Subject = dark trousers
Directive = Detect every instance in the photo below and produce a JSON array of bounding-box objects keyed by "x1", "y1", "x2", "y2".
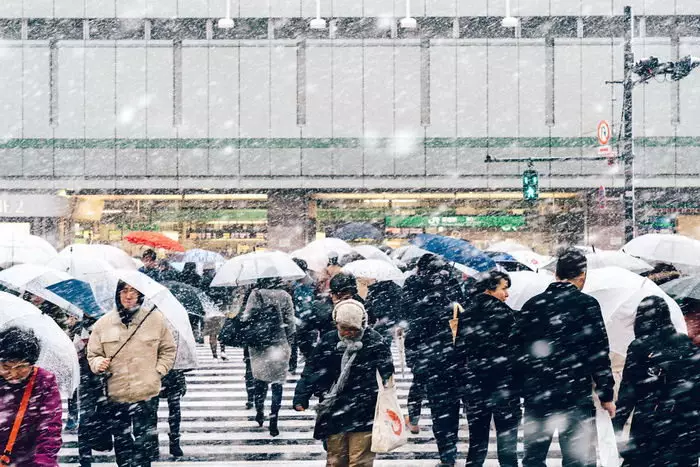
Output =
[
  {"x1": 426, "y1": 376, "x2": 461, "y2": 465},
  {"x1": 110, "y1": 398, "x2": 159, "y2": 467},
  {"x1": 522, "y1": 404, "x2": 596, "y2": 467},
  {"x1": 166, "y1": 394, "x2": 181, "y2": 437},
  {"x1": 407, "y1": 370, "x2": 427, "y2": 423},
  {"x1": 465, "y1": 395, "x2": 521, "y2": 467},
  {"x1": 253, "y1": 379, "x2": 283, "y2": 417},
  {"x1": 243, "y1": 347, "x2": 255, "y2": 403},
  {"x1": 68, "y1": 389, "x2": 79, "y2": 421}
]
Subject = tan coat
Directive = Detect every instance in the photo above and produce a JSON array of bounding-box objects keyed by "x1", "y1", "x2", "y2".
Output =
[{"x1": 87, "y1": 306, "x2": 176, "y2": 404}]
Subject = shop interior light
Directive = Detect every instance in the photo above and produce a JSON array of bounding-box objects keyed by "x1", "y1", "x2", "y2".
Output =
[
  {"x1": 399, "y1": 0, "x2": 417, "y2": 29},
  {"x1": 309, "y1": 0, "x2": 327, "y2": 29},
  {"x1": 218, "y1": 0, "x2": 234, "y2": 29},
  {"x1": 501, "y1": 0, "x2": 519, "y2": 28}
]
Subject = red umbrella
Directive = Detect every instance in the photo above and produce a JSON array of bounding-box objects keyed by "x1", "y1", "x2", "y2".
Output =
[{"x1": 124, "y1": 231, "x2": 185, "y2": 252}]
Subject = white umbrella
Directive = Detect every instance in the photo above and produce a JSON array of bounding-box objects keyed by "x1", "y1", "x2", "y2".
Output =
[
  {"x1": 0, "y1": 292, "x2": 80, "y2": 395},
  {"x1": 306, "y1": 238, "x2": 354, "y2": 256},
  {"x1": 509, "y1": 251, "x2": 553, "y2": 271},
  {"x1": 452, "y1": 262, "x2": 480, "y2": 277},
  {"x1": 393, "y1": 245, "x2": 431, "y2": 262},
  {"x1": 59, "y1": 244, "x2": 138, "y2": 271},
  {"x1": 506, "y1": 271, "x2": 554, "y2": 311},
  {"x1": 583, "y1": 267, "x2": 687, "y2": 356},
  {"x1": 212, "y1": 251, "x2": 305, "y2": 287},
  {"x1": 353, "y1": 245, "x2": 393, "y2": 264},
  {"x1": 112, "y1": 269, "x2": 198, "y2": 370},
  {"x1": 486, "y1": 240, "x2": 533, "y2": 253},
  {"x1": 0, "y1": 264, "x2": 84, "y2": 318},
  {"x1": 342, "y1": 259, "x2": 405, "y2": 285},
  {"x1": 47, "y1": 255, "x2": 116, "y2": 314},
  {"x1": 0, "y1": 234, "x2": 58, "y2": 268},
  {"x1": 544, "y1": 250, "x2": 653, "y2": 275},
  {"x1": 290, "y1": 247, "x2": 328, "y2": 272},
  {"x1": 621, "y1": 233, "x2": 700, "y2": 270}
]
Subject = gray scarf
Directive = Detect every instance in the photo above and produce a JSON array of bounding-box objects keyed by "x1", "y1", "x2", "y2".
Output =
[{"x1": 316, "y1": 335, "x2": 364, "y2": 416}]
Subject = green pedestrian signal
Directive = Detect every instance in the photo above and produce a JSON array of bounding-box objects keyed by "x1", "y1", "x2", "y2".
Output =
[{"x1": 522, "y1": 169, "x2": 539, "y2": 201}]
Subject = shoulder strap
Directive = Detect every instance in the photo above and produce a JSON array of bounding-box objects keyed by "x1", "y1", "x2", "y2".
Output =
[
  {"x1": 110, "y1": 307, "x2": 156, "y2": 360},
  {"x1": 1, "y1": 367, "x2": 38, "y2": 465}
]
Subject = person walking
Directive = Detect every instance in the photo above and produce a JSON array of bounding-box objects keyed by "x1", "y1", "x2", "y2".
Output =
[
  {"x1": 293, "y1": 299, "x2": 394, "y2": 467},
  {"x1": 158, "y1": 370, "x2": 187, "y2": 458},
  {"x1": 139, "y1": 249, "x2": 162, "y2": 283},
  {"x1": 613, "y1": 295, "x2": 700, "y2": 467},
  {"x1": 515, "y1": 249, "x2": 616, "y2": 467},
  {"x1": 240, "y1": 276, "x2": 296, "y2": 437},
  {"x1": 402, "y1": 254, "x2": 466, "y2": 467},
  {"x1": 457, "y1": 271, "x2": 521, "y2": 467},
  {"x1": 180, "y1": 262, "x2": 202, "y2": 289},
  {"x1": 365, "y1": 278, "x2": 403, "y2": 345},
  {"x1": 87, "y1": 280, "x2": 177, "y2": 467},
  {"x1": 0, "y1": 327, "x2": 63, "y2": 467},
  {"x1": 289, "y1": 258, "x2": 316, "y2": 373}
]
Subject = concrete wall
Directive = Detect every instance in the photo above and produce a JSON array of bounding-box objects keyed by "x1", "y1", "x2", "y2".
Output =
[{"x1": 0, "y1": 2, "x2": 699, "y2": 190}]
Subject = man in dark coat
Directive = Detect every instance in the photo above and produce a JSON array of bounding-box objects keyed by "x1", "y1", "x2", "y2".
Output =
[
  {"x1": 365, "y1": 279, "x2": 404, "y2": 344},
  {"x1": 402, "y1": 254, "x2": 466, "y2": 467},
  {"x1": 515, "y1": 248, "x2": 616, "y2": 467},
  {"x1": 139, "y1": 249, "x2": 162, "y2": 283},
  {"x1": 457, "y1": 271, "x2": 521, "y2": 467},
  {"x1": 293, "y1": 299, "x2": 394, "y2": 465}
]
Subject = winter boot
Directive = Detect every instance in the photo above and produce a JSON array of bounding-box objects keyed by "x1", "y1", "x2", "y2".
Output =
[
  {"x1": 268, "y1": 416, "x2": 279, "y2": 437},
  {"x1": 255, "y1": 408, "x2": 265, "y2": 427},
  {"x1": 169, "y1": 434, "x2": 184, "y2": 458}
]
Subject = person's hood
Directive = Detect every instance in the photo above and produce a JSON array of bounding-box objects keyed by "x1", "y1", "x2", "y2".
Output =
[
  {"x1": 634, "y1": 295, "x2": 675, "y2": 339},
  {"x1": 115, "y1": 280, "x2": 145, "y2": 325}
]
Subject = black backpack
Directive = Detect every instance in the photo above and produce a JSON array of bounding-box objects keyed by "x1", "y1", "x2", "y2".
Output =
[{"x1": 246, "y1": 290, "x2": 285, "y2": 347}]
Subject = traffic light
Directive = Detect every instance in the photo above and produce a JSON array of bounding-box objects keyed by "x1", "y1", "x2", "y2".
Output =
[
  {"x1": 522, "y1": 169, "x2": 539, "y2": 201},
  {"x1": 672, "y1": 55, "x2": 700, "y2": 81}
]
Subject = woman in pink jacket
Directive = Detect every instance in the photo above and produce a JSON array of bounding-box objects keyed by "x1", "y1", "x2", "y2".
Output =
[{"x1": 0, "y1": 327, "x2": 63, "y2": 467}]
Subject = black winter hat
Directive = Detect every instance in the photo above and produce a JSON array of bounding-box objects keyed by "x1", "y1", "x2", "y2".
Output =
[{"x1": 330, "y1": 273, "x2": 358, "y2": 295}]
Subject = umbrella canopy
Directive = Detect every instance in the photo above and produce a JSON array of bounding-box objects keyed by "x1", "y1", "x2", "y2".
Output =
[
  {"x1": 59, "y1": 244, "x2": 138, "y2": 271},
  {"x1": 113, "y1": 269, "x2": 198, "y2": 370},
  {"x1": 411, "y1": 234, "x2": 496, "y2": 272},
  {"x1": 660, "y1": 276, "x2": 700, "y2": 301},
  {"x1": 342, "y1": 259, "x2": 405, "y2": 285},
  {"x1": 0, "y1": 292, "x2": 80, "y2": 395},
  {"x1": 544, "y1": 250, "x2": 654, "y2": 275},
  {"x1": 170, "y1": 249, "x2": 225, "y2": 266},
  {"x1": 486, "y1": 240, "x2": 532, "y2": 253},
  {"x1": 451, "y1": 262, "x2": 480, "y2": 277},
  {"x1": 162, "y1": 281, "x2": 206, "y2": 317},
  {"x1": 583, "y1": 267, "x2": 687, "y2": 356},
  {"x1": 622, "y1": 233, "x2": 700, "y2": 270},
  {"x1": 506, "y1": 271, "x2": 554, "y2": 311},
  {"x1": 45, "y1": 279, "x2": 104, "y2": 319},
  {"x1": 391, "y1": 245, "x2": 431, "y2": 263},
  {"x1": 307, "y1": 238, "x2": 354, "y2": 256},
  {"x1": 0, "y1": 234, "x2": 58, "y2": 268},
  {"x1": 291, "y1": 238, "x2": 354, "y2": 273},
  {"x1": 0, "y1": 264, "x2": 84, "y2": 319},
  {"x1": 509, "y1": 250, "x2": 553, "y2": 271},
  {"x1": 124, "y1": 231, "x2": 185, "y2": 252},
  {"x1": 290, "y1": 247, "x2": 328, "y2": 272},
  {"x1": 332, "y1": 223, "x2": 384, "y2": 242},
  {"x1": 353, "y1": 245, "x2": 393, "y2": 264},
  {"x1": 47, "y1": 255, "x2": 116, "y2": 314},
  {"x1": 212, "y1": 251, "x2": 306, "y2": 287}
]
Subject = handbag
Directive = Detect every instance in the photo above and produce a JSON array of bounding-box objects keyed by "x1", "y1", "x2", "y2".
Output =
[
  {"x1": 218, "y1": 312, "x2": 248, "y2": 347},
  {"x1": 0, "y1": 368, "x2": 38, "y2": 466},
  {"x1": 370, "y1": 370, "x2": 408, "y2": 453}
]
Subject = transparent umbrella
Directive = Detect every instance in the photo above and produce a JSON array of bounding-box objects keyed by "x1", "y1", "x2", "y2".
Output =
[
  {"x1": 622, "y1": 233, "x2": 700, "y2": 271},
  {"x1": 0, "y1": 234, "x2": 58, "y2": 268},
  {"x1": 505, "y1": 271, "x2": 554, "y2": 311},
  {"x1": 0, "y1": 292, "x2": 79, "y2": 395},
  {"x1": 342, "y1": 259, "x2": 405, "y2": 285},
  {"x1": 47, "y1": 255, "x2": 117, "y2": 314},
  {"x1": 59, "y1": 244, "x2": 138, "y2": 271}
]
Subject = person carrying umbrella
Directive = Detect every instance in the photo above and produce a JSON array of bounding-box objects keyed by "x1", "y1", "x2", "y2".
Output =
[
  {"x1": 240, "y1": 275, "x2": 296, "y2": 437},
  {"x1": 613, "y1": 296, "x2": 700, "y2": 466},
  {"x1": 139, "y1": 249, "x2": 162, "y2": 283},
  {"x1": 87, "y1": 280, "x2": 176, "y2": 467},
  {"x1": 514, "y1": 248, "x2": 616, "y2": 466},
  {"x1": 402, "y1": 254, "x2": 466, "y2": 467},
  {"x1": 0, "y1": 327, "x2": 63, "y2": 467},
  {"x1": 456, "y1": 271, "x2": 521, "y2": 467}
]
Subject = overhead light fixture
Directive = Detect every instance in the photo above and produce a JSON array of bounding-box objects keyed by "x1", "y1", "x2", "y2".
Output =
[
  {"x1": 218, "y1": 0, "x2": 234, "y2": 29},
  {"x1": 309, "y1": 0, "x2": 327, "y2": 29},
  {"x1": 501, "y1": 0, "x2": 519, "y2": 28},
  {"x1": 399, "y1": 0, "x2": 417, "y2": 29}
]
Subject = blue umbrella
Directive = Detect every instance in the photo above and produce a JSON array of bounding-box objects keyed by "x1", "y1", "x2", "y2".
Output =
[
  {"x1": 411, "y1": 234, "x2": 496, "y2": 272},
  {"x1": 46, "y1": 279, "x2": 104, "y2": 318}
]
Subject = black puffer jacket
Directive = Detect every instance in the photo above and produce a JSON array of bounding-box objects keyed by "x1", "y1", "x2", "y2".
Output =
[
  {"x1": 457, "y1": 293, "x2": 520, "y2": 401},
  {"x1": 365, "y1": 280, "x2": 404, "y2": 338},
  {"x1": 514, "y1": 281, "x2": 615, "y2": 410},
  {"x1": 293, "y1": 328, "x2": 394, "y2": 440}
]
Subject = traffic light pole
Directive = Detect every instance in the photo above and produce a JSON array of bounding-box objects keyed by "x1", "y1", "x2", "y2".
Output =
[{"x1": 622, "y1": 5, "x2": 635, "y2": 243}]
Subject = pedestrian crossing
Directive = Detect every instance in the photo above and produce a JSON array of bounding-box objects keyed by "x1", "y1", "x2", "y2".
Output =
[{"x1": 60, "y1": 344, "x2": 566, "y2": 466}]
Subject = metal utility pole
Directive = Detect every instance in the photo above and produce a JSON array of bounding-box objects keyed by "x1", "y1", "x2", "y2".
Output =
[{"x1": 622, "y1": 5, "x2": 635, "y2": 244}]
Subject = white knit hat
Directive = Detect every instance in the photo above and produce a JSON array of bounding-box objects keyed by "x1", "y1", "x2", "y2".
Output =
[{"x1": 333, "y1": 299, "x2": 367, "y2": 330}]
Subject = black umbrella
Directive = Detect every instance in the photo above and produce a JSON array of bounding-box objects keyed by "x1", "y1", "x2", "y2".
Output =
[
  {"x1": 332, "y1": 222, "x2": 384, "y2": 242},
  {"x1": 162, "y1": 281, "x2": 205, "y2": 318}
]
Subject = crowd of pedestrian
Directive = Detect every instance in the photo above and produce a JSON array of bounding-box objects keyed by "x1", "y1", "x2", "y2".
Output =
[{"x1": 0, "y1": 244, "x2": 699, "y2": 467}]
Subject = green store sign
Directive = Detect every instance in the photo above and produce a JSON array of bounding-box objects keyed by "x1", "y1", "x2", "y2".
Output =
[{"x1": 386, "y1": 215, "x2": 526, "y2": 230}]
